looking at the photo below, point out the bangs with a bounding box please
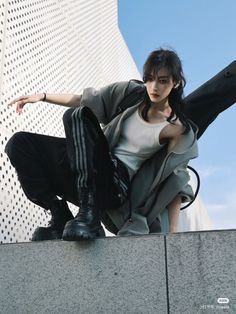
[143,59,172,82]
[143,49,186,87]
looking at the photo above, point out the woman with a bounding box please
[5,48,198,241]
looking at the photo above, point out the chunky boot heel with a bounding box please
[32,199,74,241]
[62,220,105,241]
[97,226,106,237]
[62,188,105,241]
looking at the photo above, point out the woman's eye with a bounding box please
[159,79,167,84]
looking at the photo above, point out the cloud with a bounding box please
[206,203,227,213]
[203,186,236,229]
[196,165,231,179]
[205,186,236,213]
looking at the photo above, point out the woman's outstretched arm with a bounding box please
[8,93,81,114]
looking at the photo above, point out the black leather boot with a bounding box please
[32,198,74,241]
[62,188,105,241]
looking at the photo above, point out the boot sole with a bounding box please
[62,220,105,241]
[31,227,63,241]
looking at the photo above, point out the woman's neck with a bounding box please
[140,100,171,124]
[149,99,171,119]
[150,97,170,111]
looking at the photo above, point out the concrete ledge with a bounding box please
[0,230,235,313]
[167,230,236,313]
[0,235,167,314]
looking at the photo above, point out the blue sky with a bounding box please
[118,0,236,230]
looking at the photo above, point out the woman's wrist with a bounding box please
[42,93,46,101]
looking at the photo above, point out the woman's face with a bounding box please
[145,67,176,105]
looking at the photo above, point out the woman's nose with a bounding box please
[151,80,159,90]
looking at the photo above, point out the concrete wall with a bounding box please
[0,230,235,313]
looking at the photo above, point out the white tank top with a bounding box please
[113,108,169,178]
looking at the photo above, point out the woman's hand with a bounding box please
[8,93,44,114]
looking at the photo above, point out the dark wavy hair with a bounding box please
[142,48,190,133]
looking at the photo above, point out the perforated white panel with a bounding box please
[0,0,141,243]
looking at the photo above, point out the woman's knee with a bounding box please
[5,131,27,159]
[62,108,76,127]
[63,106,95,125]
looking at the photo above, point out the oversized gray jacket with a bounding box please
[80,80,199,234]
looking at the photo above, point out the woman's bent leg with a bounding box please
[184,61,236,139]
[62,106,130,240]
[5,131,78,240]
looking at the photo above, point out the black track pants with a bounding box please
[5,106,130,213]
[63,105,130,209]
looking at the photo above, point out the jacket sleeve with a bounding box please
[80,80,144,124]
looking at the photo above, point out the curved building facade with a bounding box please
[0,0,212,243]
[0,0,140,243]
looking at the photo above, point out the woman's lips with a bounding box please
[150,93,159,97]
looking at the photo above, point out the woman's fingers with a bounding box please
[9,97,27,114]
[8,94,43,114]
[8,95,38,113]
[8,95,27,107]
[16,101,25,114]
